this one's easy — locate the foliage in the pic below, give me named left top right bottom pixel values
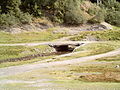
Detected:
left=102, top=0, right=120, bottom=11
left=105, top=11, right=120, bottom=26
left=88, top=0, right=120, bottom=26
left=21, top=0, right=57, bottom=16
left=87, top=4, right=100, bottom=16
left=0, top=13, right=19, bottom=26
left=0, top=0, right=21, bottom=14
left=18, top=12, right=32, bottom=24
left=0, top=0, right=120, bottom=26
left=0, top=13, right=32, bottom=26
left=101, top=0, right=120, bottom=26
left=65, top=10, right=86, bottom=25
left=21, top=0, right=41, bottom=16
left=0, top=0, right=32, bottom=26
left=88, top=9, right=106, bottom=23
left=53, top=0, right=86, bottom=25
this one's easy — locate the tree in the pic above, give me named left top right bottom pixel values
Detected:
left=0, top=0, right=21, bottom=15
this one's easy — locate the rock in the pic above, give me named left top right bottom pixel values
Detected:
left=10, top=28, right=22, bottom=34
left=100, top=22, right=113, bottom=30
left=115, top=65, right=120, bottom=68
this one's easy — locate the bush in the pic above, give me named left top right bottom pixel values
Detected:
left=102, top=0, right=120, bottom=11
left=87, top=5, right=100, bottom=16
left=65, top=10, right=86, bottom=25
left=88, top=9, right=106, bottom=23
left=0, top=14, right=19, bottom=26
left=18, top=12, right=32, bottom=24
left=53, top=0, right=85, bottom=25
left=100, top=0, right=120, bottom=26
left=0, top=13, right=32, bottom=26
left=105, top=11, right=120, bottom=26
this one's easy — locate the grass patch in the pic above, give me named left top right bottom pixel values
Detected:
left=0, top=45, right=54, bottom=60
left=0, top=45, right=55, bottom=68
left=70, top=29, right=120, bottom=41
left=0, top=55, right=55, bottom=68
left=69, top=62, right=120, bottom=82
left=96, top=55, right=120, bottom=62
left=0, top=28, right=68, bottom=44
left=50, top=62, right=120, bottom=83
left=70, top=63, right=120, bottom=73
left=51, top=51, right=91, bottom=62
left=74, top=42, right=120, bottom=54
left=52, top=80, right=120, bottom=90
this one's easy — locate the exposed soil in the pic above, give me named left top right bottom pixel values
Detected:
left=79, top=72, right=120, bottom=82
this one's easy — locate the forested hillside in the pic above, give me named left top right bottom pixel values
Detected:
left=0, top=0, right=120, bottom=27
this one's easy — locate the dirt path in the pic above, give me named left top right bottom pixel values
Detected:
left=0, top=41, right=113, bottom=47
left=0, top=48, right=120, bottom=77
left=0, top=41, right=97, bottom=46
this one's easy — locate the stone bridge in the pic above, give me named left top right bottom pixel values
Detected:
left=48, top=42, right=84, bottom=52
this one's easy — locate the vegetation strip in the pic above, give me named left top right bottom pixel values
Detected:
left=0, top=52, right=62, bottom=64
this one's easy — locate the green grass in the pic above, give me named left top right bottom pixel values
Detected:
left=70, top=63, right=120, bottom=73
left=69, top=62, right=120, bottom=82
left=96, top=55, right=120, bottom=62
left=74, top=41, right=120, bottom=53
left=52, top=80, right=120, bottom=90
left=49, top=61, right=120, bottom=83
left=70, top=29, right=120, bottom=41
left=0, top=45, right=55, bottom=68
left=0, top=55, right=55, bottom=68
left=0, top=28, right=68, bottom=44
left=0, top=45, right=54, bottom=60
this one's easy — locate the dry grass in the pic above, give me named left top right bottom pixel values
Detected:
left=0, top=28, right=67, bottom=44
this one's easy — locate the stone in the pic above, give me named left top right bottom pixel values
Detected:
left=10, top=28, right=22, bottom=34
left=100, top=22, right=113, bottom=30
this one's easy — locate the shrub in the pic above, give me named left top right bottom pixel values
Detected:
left=0, top=14, right=19, bottom=26
left=65, top=10, right=86, bottom=25
left=102, top=0, right=120, bottom=11
left=0, top=13, right=32, bottom=26
left=0, top=0, right=32, bottom=26
left=18, top=12, right=32, bottom=24
left=0, top=0, right=21, bottom=14
left=88, top=9, right=106, bottom=23
left=99, top=0, right=120, bottom=26
left=21, top=0, right=42, bottom=17
left=87, top=5, right=100, bottom=16
left=53, top=0, right=86, bottom=25
left=105, top=11, right=120, bottom=26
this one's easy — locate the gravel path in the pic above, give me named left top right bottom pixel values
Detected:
left=0, top=48, right=120, bottom=77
